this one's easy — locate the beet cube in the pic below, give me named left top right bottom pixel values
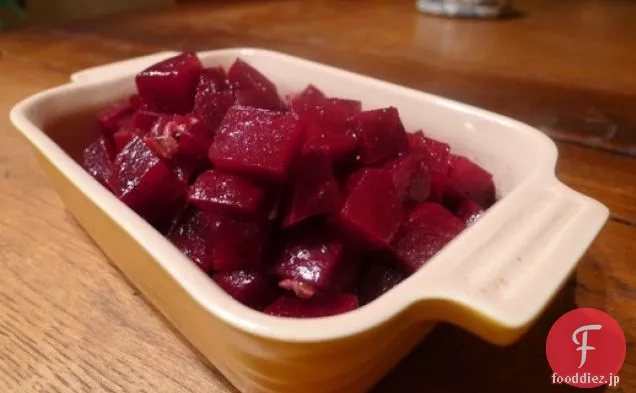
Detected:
left=132, top=110, right=161, bottom=135
left=82, top=136, right=115, bottom=189
left=455, top=198, right=485, bottom=226
left=193, top=68, right=234, bottom=134
left=212, top=216, right=265, bottom=272
left=96, top=99, right=136, bottom=135
left=445, top=155, right=496, bottom=209
left=113, top=128, right=134, bottom=153
left=111, top=135, right=187, bottom=223
left=135, top=52, right=203, bottom=114
left=408, top=131, right=451, bottom=201
left=209, top=106, right=304, bottom=182
left=392, top=202, right=465, bottom=273
left=264, top=293, right=359, bottom=318
left=168, top=208, right=221, bottom=273
left=273, top=229, right=358, bottom=298
left=199, top=67, right=229, bottom=92
left=357, top=260, right=407, bottom=305
left=353, top=107, right=408, bottom=165
left=213, top=271, right=279, bottom=311
left=188, top=170, right=266, bottom=216
left=228, top=58, right=284, bottom=110
left=292, top=84, right=326, bottom=102
left=282, top=149, right=340, bottom=227
left=334, top=169, right=403, bottom=249
left=383, top=153, right=431, bottom=203
left=144, top=114, right=212, bottom=164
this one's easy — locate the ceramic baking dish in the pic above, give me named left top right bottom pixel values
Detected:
left=10, top=48, right=608, bottom=393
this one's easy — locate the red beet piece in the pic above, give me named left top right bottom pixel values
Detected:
left=392, top=202, right=465, bottom=273
left=273, top=229, right=358, bottom=298
left=144, top=114, right=212, bottom=164
left=383, top=152, right=431, bottom=203
left=212, top=216, right=265, bottom=272
left=228, top=58, right=284, bottom=110
left=357, top=260, right=407, bottom=305
left=408, top=131, right=451, bottom=201
left=193, top=68, right=234, bottom=133
left=295, top=98, right=361, bottom=163
left=334, top=168, right=403, bottom=249
left=209, top=106, right=304, bottom=182
left=455, top=198, right=485, bottom=226
left=292, top=84, right=326, bottom=102
left=113, top=128, right=134, bottom=152
left=168, top=208, right=221, bottom=273
left=213, top=270, right=279, bottom=311
left=111, top=135, right=187, bottom=223
left=135, top=52, right=203, bottom=114
left=282, top=148, right=340, bottom=227
left=188, top=169, right=266, bottom=216
left=265, top=293, right=359, bottom=318
left=445, top=155, right=496, bottom=209
left=96, top=99, right=136, bottom=135
left=132, top=110, right=161, bottom=135
left=354, top=107, right=408, bottom=165
left=82, top=136, right=115, bottom=189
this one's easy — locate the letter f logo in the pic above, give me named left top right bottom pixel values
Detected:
left=572, top=324, right=602, bottom=368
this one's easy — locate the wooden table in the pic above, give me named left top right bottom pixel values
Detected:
left=1, top=0, right=635, bottom=391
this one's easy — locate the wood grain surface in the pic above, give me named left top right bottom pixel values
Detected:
left=1, top=0, right=635, bottom=392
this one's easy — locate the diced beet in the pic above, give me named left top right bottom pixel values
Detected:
left=282, top=149, right=340, bottom=227
left=113, top=128, right=134, bottom=153
left=188, top=169, right=266, bottom=216
left=265, top=293, right=359, bottom=318
left=213, top=270, right=279, bottom=311
left=408, top=131, right=451, bottom=201
left=273, top=229, right=358, bottom=298
left=144, top=114, right=212, bottom=165
left=96, top=100, right=136, bottom=135
left=128, top=94, right=143, bottom=110
left=135, top=52, right=203, bottom=114
left=132, top=110, right=161, bottom=135
left=212, top=216, right=265, bottom=272
left=455, top=198, right=485, bottom=225
left=168, top=208, right=221, bottom=273
left=228, top=58, right=284, bottom=110
left=111, top=135, right=187, bottom=223
left=357, top=260, right=407, bottom=305
left=445, top=155, right=496, bottom=209
left=209, top=106, right=304, bottom=182
left=383, top=152, right=431, bottom=203
left=295, top=98, right=361, bottom=163
left=82, top=136, right=115, bottom=189
left=292, top=84, right=326, bottom=102
left=154, top=200, right=188, bottom=235
left=193, top=68, right=234, bottom=133
left=392, top=202, right=465, bottom=273
left=354, top=107, right=408, bottom=165
left=333, top=169, right=403, bottom=249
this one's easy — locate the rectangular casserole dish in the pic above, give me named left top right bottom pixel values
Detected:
left=10, top=48, right=609, bottom=393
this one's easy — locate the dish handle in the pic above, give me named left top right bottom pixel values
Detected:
left=414, top=178, right=609, bottom=345
left=70, top=51, right=178, bottom=84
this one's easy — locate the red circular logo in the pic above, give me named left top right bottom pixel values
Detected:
left=546, top=308, right=626, bottom=388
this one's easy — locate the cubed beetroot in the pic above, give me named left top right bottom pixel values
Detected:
left=144, top=114, right=212, bottom=165
left=135, top=52, right=203, bottom=114
left=383, top=152, right=431, bottom=203
left=132, top=110, right=162, bottom=135
left=199, top=67, right=229, bottom=92
left=392, top=202, right=465, bottom=273
left=264, top=293, right=359, bottom=318
left=445, top=155, right=496, bottom=209
left=408, top=131, right=451, bottom=201
left=96, top=99, right=136, bottom=135
left=228, top=58, right=284, bottom=110
left=212, top=216, right=266, bottom=272
left=354, top=107, right=408, bottom=165
left=293, top=97, right=361, bottom=163
left=357, top=260, right=407, bottom=305
left=273, top=229, right=359, bottom=298
left=282, top=149, right=340, bottom=227
left=193, top=68, right=234, bottom=134
left=213, top=270, right=279, bottom=311
left=455, top=198, right=485, bottom=225
left=333, top=169, right=403, bottom=249
left=111, top=135, right=187, bottom=223
left=188, top=169, right=266, bottom=216
left=209, top=106, right=304, bottom=182
left=168, top=208, right=221, bottom=273
left=291, top=84, right=326, bottom=103
left=113, top=128, right=134, bottom=153
left=82, top=136, right=115, bottom=189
